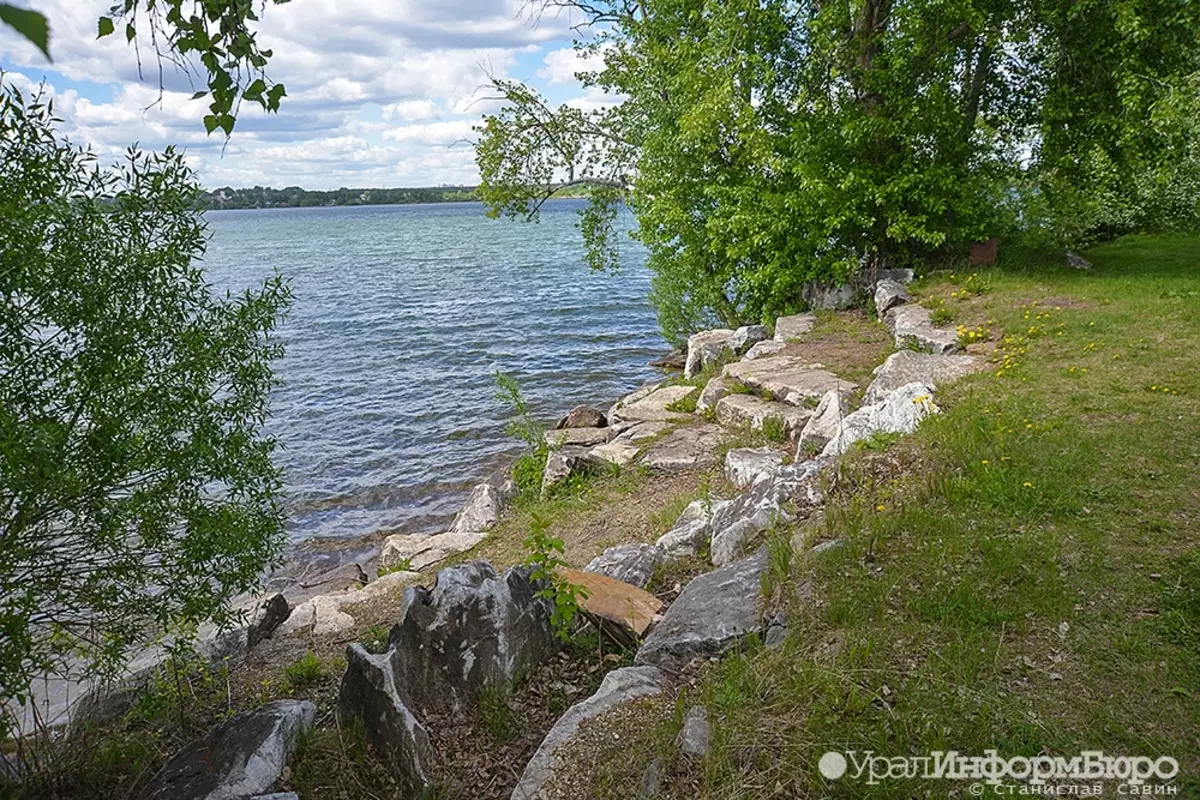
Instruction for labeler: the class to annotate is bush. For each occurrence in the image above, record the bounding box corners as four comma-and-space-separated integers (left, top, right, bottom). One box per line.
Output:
0, 85, 290, 710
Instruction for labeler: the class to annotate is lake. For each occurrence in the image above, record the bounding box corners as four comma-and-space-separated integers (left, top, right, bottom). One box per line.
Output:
202, 200, 664, 546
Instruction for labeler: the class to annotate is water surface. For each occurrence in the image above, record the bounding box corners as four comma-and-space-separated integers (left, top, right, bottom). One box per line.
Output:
202, 200, 663, 544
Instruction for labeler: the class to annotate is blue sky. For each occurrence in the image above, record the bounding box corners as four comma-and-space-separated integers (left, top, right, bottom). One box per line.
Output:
0, 0, 611, 189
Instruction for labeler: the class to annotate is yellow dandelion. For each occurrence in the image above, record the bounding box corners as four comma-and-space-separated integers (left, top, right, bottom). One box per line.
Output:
981, 460, 990, 465
875, 504, 886, 512
1023, 481, 1034, 488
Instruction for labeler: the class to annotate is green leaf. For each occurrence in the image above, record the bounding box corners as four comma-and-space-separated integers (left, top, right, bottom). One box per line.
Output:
202, 114, 220, 134
0, 4, 50, 59
97, 15, 114, 38
217, 113, 234, 136
191, 91, 208, 100
243, 78, 266, 101
125, 22, 135, 42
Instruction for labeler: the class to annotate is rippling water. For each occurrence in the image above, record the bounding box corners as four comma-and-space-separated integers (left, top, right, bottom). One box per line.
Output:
202, 200, 664, 545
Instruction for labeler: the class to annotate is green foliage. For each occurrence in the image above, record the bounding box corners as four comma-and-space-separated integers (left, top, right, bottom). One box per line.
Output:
493, 371, 549, 502
377, 558, 413, 577
0, 84, 290, 705
477, 0, 1200, 341
200, 184, 479, 210
0, 4, 49, 59
96, 0, 288, 135
664, 387, 698, 414
759, 415, 787, 443
523, 513, 588, 641
475, 684, 516, 744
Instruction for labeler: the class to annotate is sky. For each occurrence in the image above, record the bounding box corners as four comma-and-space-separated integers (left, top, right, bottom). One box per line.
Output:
0, 0, 611, 189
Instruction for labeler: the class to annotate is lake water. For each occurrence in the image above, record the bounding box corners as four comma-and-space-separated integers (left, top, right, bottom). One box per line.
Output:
202, 200, 664, 546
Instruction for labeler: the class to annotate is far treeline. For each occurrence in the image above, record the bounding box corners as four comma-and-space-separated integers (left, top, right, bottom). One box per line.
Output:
199, 185, 478, 210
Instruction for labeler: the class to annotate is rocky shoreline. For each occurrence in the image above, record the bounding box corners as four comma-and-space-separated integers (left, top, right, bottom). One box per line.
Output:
16, 271, 991, 799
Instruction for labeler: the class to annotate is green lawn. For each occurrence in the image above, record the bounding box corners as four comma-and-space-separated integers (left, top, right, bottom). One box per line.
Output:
584, 234, 1200, 798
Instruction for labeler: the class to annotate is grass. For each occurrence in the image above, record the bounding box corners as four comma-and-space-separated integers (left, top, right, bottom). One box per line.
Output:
578, 234, 1200, 798
283, 652, 326, 689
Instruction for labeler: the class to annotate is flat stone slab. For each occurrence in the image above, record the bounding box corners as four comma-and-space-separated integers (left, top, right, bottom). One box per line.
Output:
587, 421, 670, 467
724, 446, 784, 491
864, 350, 982, 404
714, 393, 812, 439
610, 385, 698, 424
723, 357, 855, 406
635, 550, 768, 671
638, 424, 724, 472
140, 700, 315, 800
544, 426, 610, 448
773, 312, 817, 342
884, 304, 960, 354
379, 531, 486, 572
278, 570, 422, 638
512, 667, 665, 800
563, 567, 663, 641
743, 339, 786, 360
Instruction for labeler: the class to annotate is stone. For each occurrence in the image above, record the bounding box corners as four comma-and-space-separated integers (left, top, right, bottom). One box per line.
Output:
277, 594, 356, 637
649, 351, 686, 371
884, 304, 961, 354
139, 700, 315, 800
970, 237, 998, 266
544, 426, 609, 448
656, 499, 721, 560
764, 612, 788, 646
607, 383, 662, 422
511, 666, 665, 800
875, 267, 915, 284
247, 594, 290, 651
714, 394, 812, 440
640, 758, 666, 797
252, 794, 300, 800
743, 339, 787, 360
729, 324, 769, 354
772, 312, 817, 342
1066, 251, 1093, 270
555, 405, 607, 429
685, 329, 735, 378
588, 421, 669, 467
811, 539, 845, 555
695, 375, 731, 416
610, 385, 698, 425
677, 706, 711, 758
379, 531, 487, 572
543, 446, 597, 496
584, 543, 663, 589
802, 279, 858, 310
639, 424, 724, 472
449, 482, 506, 534
389, 562, 557, 712
724, 447, 784, 491
562, 568, 663, 646
284, 562, 367, 607
863, 350, 982, 404
722, 357, 855, 407
796, 389, 852, 458
710, 460, 827, 566
873, 278, 910, 314
821, 382, 940, 458
635, 551, 769, 671
337, 644, 433, 798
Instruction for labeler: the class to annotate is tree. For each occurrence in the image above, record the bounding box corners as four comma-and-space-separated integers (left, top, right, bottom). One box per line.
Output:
0, 84, 291, 709
1, 1, 289, 134
475, 0, 1200, 342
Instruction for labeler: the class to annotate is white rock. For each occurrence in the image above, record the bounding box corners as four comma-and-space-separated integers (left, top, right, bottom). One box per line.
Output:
821, 382, 939, 457
723, 357, 855, 406
873, 279, 910, 314
695, 375, 731, 416
864, 350, 981, 404
773, 312, 817, 342
796, 389, 852, 457
610, 385, 698, 424
729, 325, 769, 353
656, 499, 724, 560
724, 447, 784, 490
448, 483, 505, 534
685, 329, 735, 378
743, 339, 786, 360
379, 531, 487, 572
884, 305, 960, 354
638, 425, 724, 472
714, 394, 812, 439
544, 426, 610, 448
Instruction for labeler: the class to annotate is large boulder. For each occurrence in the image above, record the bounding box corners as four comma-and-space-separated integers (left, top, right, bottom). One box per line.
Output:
542, 447, 594, 496
635, 551, 769, 671
606, 383, 662, 423
822, 382, 940, 457
710, 459, 826, 565
639, 424, 723, 472
714, 394, 812, 440
656, 499, 723, 560
723, 357, 855, 407
695, 375, 731, 416
555, 405, 607, 429
278, 570, 422, 638
796, 389, 852, 457
511, 667, 665, 800
873, 279, 910, 314
743, 339, 787, 360
884, 305, 960, 354
802, 280, 858, 310
544, 426, 609, 448
337, 644, 434, 798
379, 531, 486, 572
585, 543, 663, 589
140, 700, 315, 800
448, 483, 506, 534
863, 350, 982, 404
685, 329, 735, 378
389, 562, 557, 712
724, 447, 784, 491
772, 312, 817, 342
729, 325, 769, 354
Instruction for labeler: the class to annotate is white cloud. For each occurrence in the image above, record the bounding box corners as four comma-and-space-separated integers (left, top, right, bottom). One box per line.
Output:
0, 0, 590, 188
538, 45, 607, 84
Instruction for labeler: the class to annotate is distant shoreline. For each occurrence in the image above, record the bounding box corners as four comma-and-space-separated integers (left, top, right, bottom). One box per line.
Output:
199, 185, 591, 211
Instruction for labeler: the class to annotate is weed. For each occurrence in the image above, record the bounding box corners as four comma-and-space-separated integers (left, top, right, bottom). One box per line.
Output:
475, 684, 516, 744
760, 415, 787, 443
523, 513, 587, 640
377, 558, 412, 577
283, 652, 325, 689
